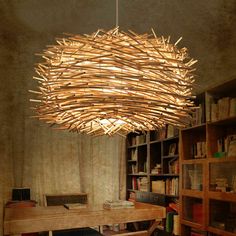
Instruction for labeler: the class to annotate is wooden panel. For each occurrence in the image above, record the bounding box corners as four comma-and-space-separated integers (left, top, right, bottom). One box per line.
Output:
181, 219, 205, 231
181, 189, 203, 198
208, 191, 236, 202
208, 226, 236, 236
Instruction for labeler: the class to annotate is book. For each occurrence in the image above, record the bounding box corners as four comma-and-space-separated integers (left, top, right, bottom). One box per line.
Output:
132, 177, 137, 190
166, 211, 177, 233
103, 200, 134, 209
211, 103, 218, 121
205, 92, 213, 122
218, 97, 230, 120
173, 214, 180, 235
192, 142, 206, 158
138, 177, 148, 192
168, 159, 179, 174
64, 203, 87, 209
229, 97, 236, 117
167, 125, 175, 138
131, 148, 137, 160
228, 139, 236, 157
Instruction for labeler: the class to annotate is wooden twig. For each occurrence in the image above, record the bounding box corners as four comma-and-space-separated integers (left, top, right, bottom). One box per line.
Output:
30, 28, 196, 136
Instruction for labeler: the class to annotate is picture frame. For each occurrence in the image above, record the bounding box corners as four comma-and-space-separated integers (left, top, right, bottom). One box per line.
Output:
169, 143, 176, 156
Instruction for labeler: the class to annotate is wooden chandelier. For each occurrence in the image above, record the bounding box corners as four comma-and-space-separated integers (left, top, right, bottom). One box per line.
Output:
30, 28, 197, 136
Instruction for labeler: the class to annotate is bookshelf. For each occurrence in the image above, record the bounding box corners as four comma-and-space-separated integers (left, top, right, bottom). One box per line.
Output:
126, 127, 180, 234
179, 78, 236, 236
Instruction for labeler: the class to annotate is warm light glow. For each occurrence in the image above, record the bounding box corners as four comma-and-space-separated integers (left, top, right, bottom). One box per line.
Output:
30, 28, 197, 136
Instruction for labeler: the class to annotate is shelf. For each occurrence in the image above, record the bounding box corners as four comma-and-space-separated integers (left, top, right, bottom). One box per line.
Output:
127, 189, 148, 193
181, 189, 204, 198
150, 136, 179, 144
181, 219, 205, 230
182, 123, 206, 132
150, 192, 179, 197
181, 159, 206, 164
208, 226, 236, 236
208, 191, 236, 202
128, 173, 147, 176
208, 115, 236, 126
127, 160, 137, 163
127, 143, 147, 149
150, 173, 179, 177
208, 156, 236, 163
163, 136, 179, 141
150, 140, 161, 144
162, 154, 178, 159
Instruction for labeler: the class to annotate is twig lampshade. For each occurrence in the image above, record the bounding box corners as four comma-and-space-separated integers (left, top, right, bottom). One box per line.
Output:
30, 27, 197, 136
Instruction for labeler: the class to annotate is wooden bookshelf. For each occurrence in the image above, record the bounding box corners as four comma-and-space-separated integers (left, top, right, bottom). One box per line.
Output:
179, 78, 236, 236
126, 127, 179, 234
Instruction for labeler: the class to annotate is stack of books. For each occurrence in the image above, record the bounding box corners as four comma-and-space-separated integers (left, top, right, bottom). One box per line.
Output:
103, 200, 134, 209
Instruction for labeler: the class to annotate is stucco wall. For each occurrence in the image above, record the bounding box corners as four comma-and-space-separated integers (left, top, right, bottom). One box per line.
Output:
0, 0, 236, 234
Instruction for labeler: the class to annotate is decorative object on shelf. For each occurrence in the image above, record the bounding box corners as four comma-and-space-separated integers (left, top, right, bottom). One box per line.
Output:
188, 169, 202, 191
169, 143, 177, 156
30, 1, 197, 136
191, 141, 206, 159
215, 178, 228, 192
151, 164, 162, 174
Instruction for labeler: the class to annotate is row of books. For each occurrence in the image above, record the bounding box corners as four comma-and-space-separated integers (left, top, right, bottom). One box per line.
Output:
130, 134, 146, 146
191, 103, 205, 126
191, 142, 206, 159
130, 125, 179, 146
166, 125, 179, 138
130, 148, 137, 160
151, 126, 178, 141
184, 94, 236, 127
168, 159, 179, 174
151, 178, 179, 196
129, 162, 147, 174
208, 96, 236, 122
166, 211, 179, 234
131, 177, 148, 191
216, 134, 236, 157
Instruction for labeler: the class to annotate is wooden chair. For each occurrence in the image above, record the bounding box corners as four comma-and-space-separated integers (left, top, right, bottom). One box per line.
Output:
44, 193, 103, 236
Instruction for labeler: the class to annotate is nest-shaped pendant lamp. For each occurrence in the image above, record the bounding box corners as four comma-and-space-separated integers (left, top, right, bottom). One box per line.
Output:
30, 3, 197, 136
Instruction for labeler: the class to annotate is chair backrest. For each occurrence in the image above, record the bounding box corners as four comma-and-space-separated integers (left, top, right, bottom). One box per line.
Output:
44, 193, 88, 206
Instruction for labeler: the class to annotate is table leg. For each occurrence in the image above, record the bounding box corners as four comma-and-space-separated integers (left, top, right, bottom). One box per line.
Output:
147, 219, 162, 236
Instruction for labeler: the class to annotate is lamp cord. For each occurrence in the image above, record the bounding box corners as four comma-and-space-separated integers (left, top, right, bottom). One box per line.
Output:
116, 0, 119, 28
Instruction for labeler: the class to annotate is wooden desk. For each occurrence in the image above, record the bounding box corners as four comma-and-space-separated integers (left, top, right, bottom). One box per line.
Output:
4, 202, 166, 236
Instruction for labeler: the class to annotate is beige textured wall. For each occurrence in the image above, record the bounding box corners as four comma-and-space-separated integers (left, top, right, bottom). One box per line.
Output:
0, 0, 236, 235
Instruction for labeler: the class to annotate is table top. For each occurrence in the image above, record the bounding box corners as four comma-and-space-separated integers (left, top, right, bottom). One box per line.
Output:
4, 201, 166, 235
